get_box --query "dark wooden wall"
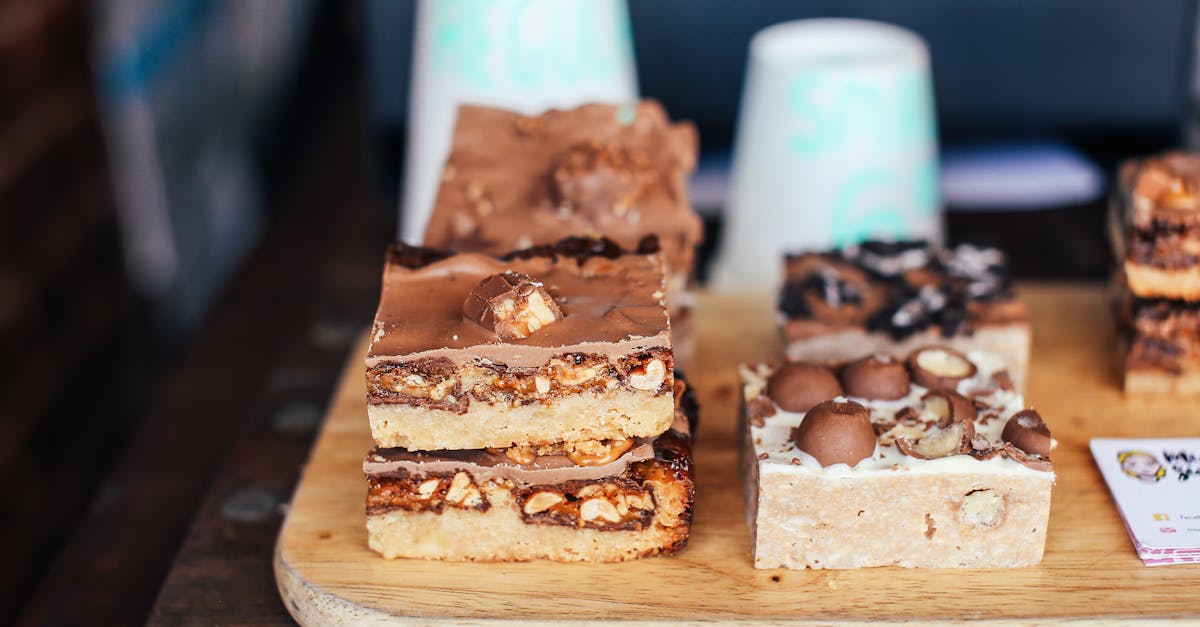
[0,1,138,621]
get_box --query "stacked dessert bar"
[778,240,1031,388]
[422,101,704,364]
[739,347,1055,569]
[1111,152,1200,394]
[362,236,695,562]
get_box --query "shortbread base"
[368,390,674,450]
[784,324,1031,391]
[1125,369,1200,395]
[366,468,693,562]
[1124,261,1200,301]
[742,449,1053,570]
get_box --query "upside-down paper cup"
[400,0,639,243]
[713,18,942,289]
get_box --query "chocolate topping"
[550,141,650,218]
[422,101,701,276]
[766,363,843,413]
[365,440,657,486]
[841,354,910,400]
[780,240,1020,342]
[1001,409,1052,457]
[791,400,876,467]
[906,346,978,391]
[1127,152,1200,227]
[367,237,669,368]
[462,271,563,339]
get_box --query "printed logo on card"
[1118,450,1166,483]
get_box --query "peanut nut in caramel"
[1001,409,1052,457]
[766,363,843,412]
[463,271,562,339]
[841,354,910,400]
[906,346,977,391]
[791,400,876,467]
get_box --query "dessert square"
[1115,278,1200,394]
[421,101,703,364]
[739,347,1055,569]
[1110,151,1200,301]
[364,381,697,562]
[779,241,1031,388]
[366,237,675,451]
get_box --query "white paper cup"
[400,0,639,243]
[713,18,942,289]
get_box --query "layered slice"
[1111,151,1200,300]
[1115,280,1200,394]
[739,347,1055,569]
[364,383,697,562]
[420,101,703,365]
[779,240,1031,388]
[366,237,675,451]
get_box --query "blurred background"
[1,0,1196,623]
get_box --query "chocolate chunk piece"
[550,141,650,218]
[766,363,843,413]
[841,354,910,400]
[1001,409,1052,457]
[791,400,875,467]
[907,346,977,391]
[463,271,563,340]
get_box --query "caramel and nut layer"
[367,349,674,413]
[365,429,695,531]
[517,477,656,531]
[1120,297,1200,374]
[366,471,489,516]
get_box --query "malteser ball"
[791,400,876,467]
[906,346,977,391]
[1001,409,1052,457]
[947,390,978,422]
[766,363,843,412]
[841,354,910,400]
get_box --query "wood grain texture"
[276,283,1200,624]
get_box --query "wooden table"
[275,285,1200,624]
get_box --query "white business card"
[1090,438,1200,565]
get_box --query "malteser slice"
[366,236,674,451]
[778,241,1031,389]
[363,385,697,562]
[740,348,1055,569]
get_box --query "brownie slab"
[739,348,1054,569]
[1111,151,1200,301]
[366,237,675,451]
[779,241,1031,388]
[363,384,697,562]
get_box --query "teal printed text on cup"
[830,168,912,247]
[786,69,932,156]
[430,0,630,91]
[786,67,938,245]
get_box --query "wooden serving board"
[275,284,1200,624]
